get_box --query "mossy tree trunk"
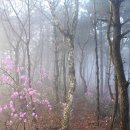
[53,26,60,105]
[48,0,79,129]
[61,35,76,130]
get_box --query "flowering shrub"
[1,89,52,127]
[0,55,52,129]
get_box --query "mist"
[0,0,129,130]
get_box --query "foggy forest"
[0,0,129,130]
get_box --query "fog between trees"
[0,0,129,130]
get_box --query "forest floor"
[38,95,119,130]
[69,96,119,130]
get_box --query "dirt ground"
[37,96,119,130]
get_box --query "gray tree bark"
[93,0,100,126]
[107,1,129,130]
[99,21,104,97]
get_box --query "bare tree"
[47,0,79,129]
[78,40,88,94]
[93,0,100,126]
[107,0,130,129]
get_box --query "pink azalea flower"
[24,119,27,123]
[32,112,35,116]
[0,74,9,82]
[14,113,18,118]
[0,106,3,113]
[4,105,7,110]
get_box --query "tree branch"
[71,0,79,35]
[97,18,108,23]
[8,0,28,41]
[48,0,67,36]
[107,12,112,46]
[121,18,130,26]
[2,7,27,44]
[121,29,130,38]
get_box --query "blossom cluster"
[0,56,52,127]
[0,88,52,126]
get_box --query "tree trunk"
[112,44,129,130]
[110,71,118,130]
[109,1,129,130]
[53,26,60,105]
[63,47,67,103]
[93,0,100,126]
[61,35,76,130]
[99,21,104,97]
[14,43,20,85]
[107,52,114,100]
[128,37,130,78]
[79,48,87,94]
